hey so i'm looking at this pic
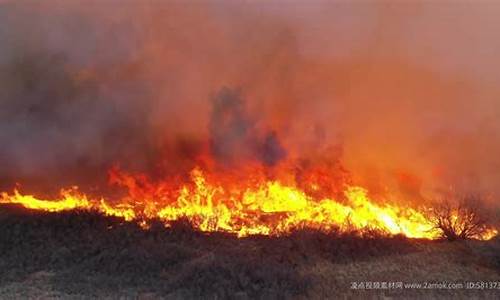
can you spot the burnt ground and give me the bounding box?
[0,204,499,299]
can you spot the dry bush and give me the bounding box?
[430,194,491,241]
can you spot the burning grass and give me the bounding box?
[2,180,497,242]
[5,165,497,240]
[0,87,497,242]
[429,195,495,241]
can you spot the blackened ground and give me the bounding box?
[0,204,499,299]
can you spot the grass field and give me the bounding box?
[1,204,499,299]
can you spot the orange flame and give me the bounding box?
[1,167,497,240]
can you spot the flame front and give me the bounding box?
[1,167,497,240]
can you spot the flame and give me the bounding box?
[0,187,91,212]
[0,167,497,240]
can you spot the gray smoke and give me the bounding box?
[209,88,286,167]
[0,49,159,186]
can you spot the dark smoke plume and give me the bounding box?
[209,88,286,167]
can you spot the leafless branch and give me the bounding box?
[429,194,491,241]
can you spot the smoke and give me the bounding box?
[1,1,500,205]
[209,88,286,167]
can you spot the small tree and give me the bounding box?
[430,194,490,241]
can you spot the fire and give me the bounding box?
[0,187,91,212]
[2,166,496,240]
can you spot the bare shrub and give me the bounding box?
[430,194,491,241]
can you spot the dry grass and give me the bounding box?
[0,204,499,299]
